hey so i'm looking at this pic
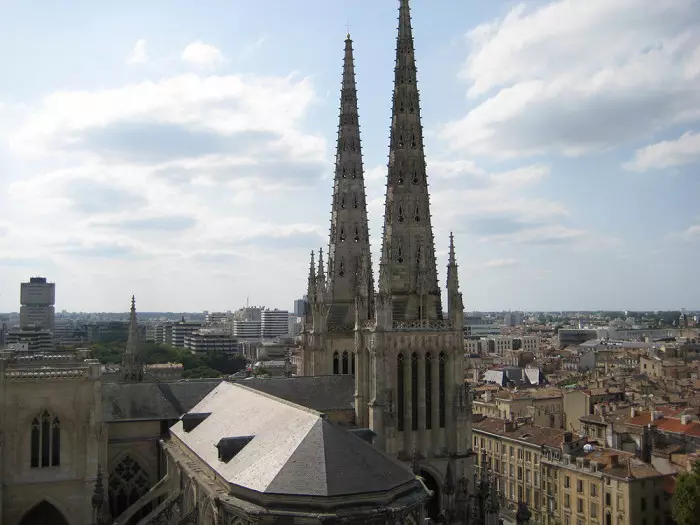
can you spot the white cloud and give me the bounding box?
[671,223,700,242]
[441,0,700,158]
[127,39,149,65]
[625,130,700,171]
[181,41,225,70]
[483,258,518,269]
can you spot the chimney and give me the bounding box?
[630,406,637,418]
[651,410,663,422]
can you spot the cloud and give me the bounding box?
[127,39,149,65]
[672,223,700,242]
[90,215,197,232]
[625,130,700,171]
[60,243,145,259]
[63,179,148,214]
[441,0,700,158]
[482,258,518,269]
[181,41,225,70]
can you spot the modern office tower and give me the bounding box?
[19,277,55,330]
[293,298,306,317]
[261,309,290,339]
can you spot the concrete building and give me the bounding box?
[19,276,55,330]
[6,326,54,353]
[232,318,262,339]
[558,328,599,348]
[261,308,290,339]
[504,311,524,327]
[299,10,472,521]
[169,321,203,348]
[293,297,306,317]
[464,315,500,337]
[183,328,240,355]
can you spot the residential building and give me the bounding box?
[183,328,240,355]
[563,388,626,432]
[170,321,204,348]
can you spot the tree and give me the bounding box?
[673,461,700,525]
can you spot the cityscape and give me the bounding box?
[1,1,699,525]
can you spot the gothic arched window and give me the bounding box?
[353,193,358,209]
[425,353,432,430]
[397,245,404,264]
[398,171,405,184]
[398,133,404,148]
[109,456,151,521]
[397,353,405,431]
[339,227,346,243]
[439,352,446,428]
[354,225,360,242]
[333,352,339,375]
[398,205,405,223]
[411,133,417,149]
[340,194,346,209]
[342,167,347,179]
[415,204,421,222]
[352,166,357,179]
[411,353,419,431]
[413,170,420,185]
[342,351,349,375]
[351,352,356,375]
[339,259,345,277]
[30,410,60,468]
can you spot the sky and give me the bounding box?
[0,0,699,313]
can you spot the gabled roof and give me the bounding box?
[170,382,417,497]
[238,375,355,413]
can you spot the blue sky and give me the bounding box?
[0,0,699,313]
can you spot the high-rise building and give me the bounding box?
[261,309,290,339]
[19,277,55,330]
[293,298,306,317]
[300,2,472,519]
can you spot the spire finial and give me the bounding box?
[122,295,143,382]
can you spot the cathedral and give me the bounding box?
[0,2,478,524]
[300,0,474,514]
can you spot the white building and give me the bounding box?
[19,277,55,330]
[233,319,262,340]
[504,311,524,327]
[261,309,289,339]
[520,335,541,353]
[170,321,203,348]
[183,328,240,355]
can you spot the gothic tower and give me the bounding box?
[300,34,373,378]
[357,0,473,516]
[121,296,143,382]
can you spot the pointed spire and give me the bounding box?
[92,464,105,525]
[122,295,143,382]
[307,250,316,299]
[324,33,374,328]
[378,0,442,322]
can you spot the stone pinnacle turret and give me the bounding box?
[378,0,442,323]
[121,295,143,382]
[325,34,374,329]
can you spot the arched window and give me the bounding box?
[397,353,405,431]
[353,225,360,242]
[339,227,346,242]
[30,410,60,468]
[397,205,405,223]
[439,352,446,428]
[342,351,349,375]
[339,258,345,277]
[411,353,418,431]
[398,171,404,184]
[351,352,356,375]
[18,501,69,525]
[425,353,432,430]
[108,456,151,521]
[333,352,339,375]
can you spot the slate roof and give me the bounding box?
[237,375,355,413]
[102,380,222,422]
[170,382,417,497]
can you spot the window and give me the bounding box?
[591,483,598,497]
[342,351,349,375]
[30,410,60,468]
[518,449,523,460]
[565,476,571,488]
[397,353,405,431]
[526,470,530,483]
[564,494,570,508]
[425,354,432,429]
[577,498,584,513]
[526,451,532,462]
[411,353,418,430]
[438,352,446,428]
[109,456,151,521]
[332,352,339,375]
[577,479,584,493]
[518,467,523,481]
[591,502,598,518]
[606,493,612,506]
[641,498,646,511]
[510,446,514,457]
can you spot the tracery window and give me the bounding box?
[439,352,446,428]
[397,353,405,431]
[108,456,151,521]
[425,353,432,430]
[411,353,418,431]
[333,351,340,375]
[30,410,60,468]
[342,351,349,375]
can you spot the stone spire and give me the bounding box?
[121,295,143,382]
[378,0,442,323]
[446,232,464,330]
[304,250,316,327]
[325,34,374,329]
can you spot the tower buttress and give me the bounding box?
[325,34,374,329]
[378,0,442,324]
[121,295,143,382]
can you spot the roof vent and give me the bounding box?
[216,436,255,463]
[350,428,377,444]
[181,412,211,432]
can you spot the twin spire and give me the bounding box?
[312,0,462,330]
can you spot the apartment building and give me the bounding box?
[472,417,673,525]
[183,328,240,355]
[474,388,564,429]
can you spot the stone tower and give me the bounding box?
[356,0,473,514]
[300,34,373,378]
[121,295,143,382]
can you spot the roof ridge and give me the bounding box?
[227,381,326,418]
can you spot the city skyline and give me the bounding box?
[1,0,699,312]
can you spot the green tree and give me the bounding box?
[673,462,700,525]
